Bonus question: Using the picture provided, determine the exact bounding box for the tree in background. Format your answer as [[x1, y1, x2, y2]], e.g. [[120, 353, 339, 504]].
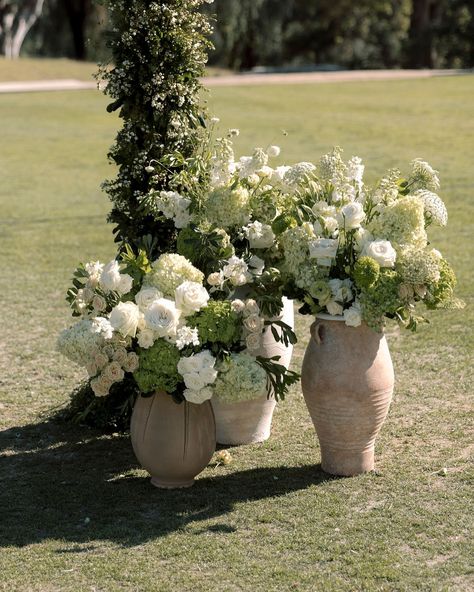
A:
[[98, 0, 212, 257], [0, 0, 44, 57]]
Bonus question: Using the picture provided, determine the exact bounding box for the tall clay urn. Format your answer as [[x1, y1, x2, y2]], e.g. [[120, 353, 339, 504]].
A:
[[212, 297, 294, 445], [130, 391, 216, 489], [301, 315, 394, 476]]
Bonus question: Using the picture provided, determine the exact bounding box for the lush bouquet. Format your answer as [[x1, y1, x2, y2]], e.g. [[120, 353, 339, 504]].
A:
[[57, 246, 298, 405], [271, 147, 463, 331]]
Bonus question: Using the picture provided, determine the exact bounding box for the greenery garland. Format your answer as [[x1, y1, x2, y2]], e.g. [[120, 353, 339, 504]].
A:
[[97, 0, 213, 256]]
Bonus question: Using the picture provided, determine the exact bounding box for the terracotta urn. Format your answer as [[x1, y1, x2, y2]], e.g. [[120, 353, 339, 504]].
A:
[[212, 297, 295, 445], [130, 390, 216, 489], [301, 315, 394, 476]]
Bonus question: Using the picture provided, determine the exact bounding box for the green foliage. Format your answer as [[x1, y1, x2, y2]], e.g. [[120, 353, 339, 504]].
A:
[[98, 0, 213, 256], [176, 225, 233, 275], [132, 340, 181, 395], [353, 256, 381, 290], [188, 300, 241, 352], [256, 355, 300, 402]]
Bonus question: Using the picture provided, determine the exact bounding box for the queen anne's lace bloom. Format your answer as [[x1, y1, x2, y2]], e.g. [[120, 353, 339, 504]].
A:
[[411, 159, 440, 191], [414, 189, 448, 226]]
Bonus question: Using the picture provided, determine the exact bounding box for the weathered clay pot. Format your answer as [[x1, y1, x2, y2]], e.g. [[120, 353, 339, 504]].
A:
[[212, 297, 295, 445], [130, 391, 216, 489], [301, 315, 394, 476]]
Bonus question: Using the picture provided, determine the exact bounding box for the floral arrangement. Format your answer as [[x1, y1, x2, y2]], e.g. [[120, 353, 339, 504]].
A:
[[271, 147, 463, 330], [58, 246, 298, 405]]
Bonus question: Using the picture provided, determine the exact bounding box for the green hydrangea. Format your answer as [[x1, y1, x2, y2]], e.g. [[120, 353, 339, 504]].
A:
[[425, 258, 458, 309], [204, 185, 251, 229], [359, 269, 402, 331], [144, 253, 204, 297], [308, 279, 332, 305], [133, 340, 181, 394], [353, 256, 380, 289], [213, 353, 268, 403], [369, 195, 427, 251], [188, 300, 241, 346]]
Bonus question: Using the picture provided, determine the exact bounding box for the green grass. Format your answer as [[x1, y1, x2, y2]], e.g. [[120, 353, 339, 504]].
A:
[[1, 75, 473, 591]]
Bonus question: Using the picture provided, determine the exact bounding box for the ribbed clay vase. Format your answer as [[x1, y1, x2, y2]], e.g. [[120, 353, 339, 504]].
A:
[[130, 391, 216, 488], [301, 314, 394, 476], [212, 297, 295, 445]]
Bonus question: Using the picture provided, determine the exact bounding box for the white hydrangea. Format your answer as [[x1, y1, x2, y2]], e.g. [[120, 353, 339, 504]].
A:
[[154, 190, 192, 229], [222, 256, 251, 286]]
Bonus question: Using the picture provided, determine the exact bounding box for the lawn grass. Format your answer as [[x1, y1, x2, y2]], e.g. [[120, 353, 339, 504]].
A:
[[1, 74, 473, 591]]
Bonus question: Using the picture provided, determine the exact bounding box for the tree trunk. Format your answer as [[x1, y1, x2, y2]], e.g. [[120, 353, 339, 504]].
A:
[[0, 0, 45, 58], [406, 0, 442, 68], [64, 0, 91, 61]]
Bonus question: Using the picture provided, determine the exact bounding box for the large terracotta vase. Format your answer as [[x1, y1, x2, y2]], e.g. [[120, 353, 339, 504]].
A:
[[212, 297, 295, 445], [301, 315, 394, 476], [130, 391, 216, 488]]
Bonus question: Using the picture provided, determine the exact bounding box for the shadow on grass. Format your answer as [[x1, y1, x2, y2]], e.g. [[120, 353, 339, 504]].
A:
[[0, 420, 332, 549]]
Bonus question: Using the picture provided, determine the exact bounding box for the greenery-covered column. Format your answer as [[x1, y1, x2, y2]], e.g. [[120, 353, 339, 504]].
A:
[[98, 0, 212, 255]]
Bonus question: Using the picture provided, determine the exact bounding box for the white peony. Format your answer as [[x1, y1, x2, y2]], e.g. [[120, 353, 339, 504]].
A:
[[183, 386, 213, 404], [343, 302, 362, 327], [339, 201, 366, 230], [175, 281, 209, 316], [144, 298, 180, 337], [363, 239, 397, 267], [109, 302, 140, 338], [309, 238, 339, 266], [135, 287, 163, 310]]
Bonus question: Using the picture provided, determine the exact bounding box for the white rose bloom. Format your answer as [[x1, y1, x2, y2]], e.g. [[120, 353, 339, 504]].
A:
[[100, 260, 122, 292], [92, 294, 106, 312], [256, 165, 274, 178], [244, 314, 264, 333], [175, 281, 209, 316], [109, 302, 140, 338], [85, 261, 104, 288], [344, 302, 362, 327], [244, 221, 275, 249], [246, 332, 262, 351], [326, 300, 344, 316], [323, 216, 339, 234], [354, 228, 374, 252], [183, 386, 213, 404], [207, 271, 224, 287], [144, 298, 181, 337], [363, 239, 397, 268], [339, 201, 366, 230], [135, 287, 163, 310], [328, 278, 353, 303], [117, 274, 133, 295], [309, 238, 339, 266], [231, 299, 245, 313], [244, 299, 260, 316]]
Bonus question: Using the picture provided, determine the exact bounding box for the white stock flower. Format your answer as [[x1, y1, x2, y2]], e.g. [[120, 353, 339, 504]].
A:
[[363, 239, 397, 268], [85, 261, 103, 288], [346, 156, 365, 186], [144, 298, 180, 337], [339, 201, 366, 230], [343, 302, 362, 327], [109, 302, 140, 338], [309, 238, 339, 266], [178, 350, 218, 391], [175, 281, 209, 316], [183, 386, 213, 404], [135, 286, 163, 310], [175, 326, 200, 350]]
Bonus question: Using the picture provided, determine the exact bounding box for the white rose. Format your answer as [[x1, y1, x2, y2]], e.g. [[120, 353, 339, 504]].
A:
[[343, 303, 362, 327], [175, 281, 209, 316], [100, 260, 122, 292], [354, 228, 374, 252], [339, 202, 366, 230], [137, 328, 155, 349], [103, 361, 125, 383], [144, 298, 180, 337], [207, 271, 224, 287], [363, 239, 397, 267], [244, 299, 260, 316], [231, 299, 245, 313], [117, 274, 133, 295], [123, 352, 139, 373], [326, 300, 344, 316], [90, 375, 113, 397], [183, 387, 213, 404], [323, 216, 339, 234], [135, 287, 163, 310], [309, 238, 339, 266], [223, 256, 250, 287], [246, 332, 262, 351], [243, 314, 264, 333], [109, 301, 140, 338]]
